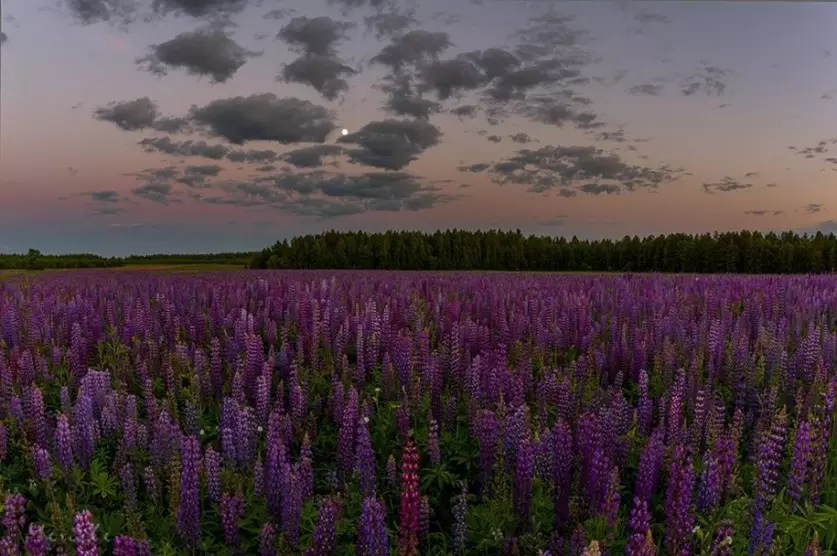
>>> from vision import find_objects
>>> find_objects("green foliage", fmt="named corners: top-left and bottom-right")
top-left (250, 228), bottom-right (837, 274)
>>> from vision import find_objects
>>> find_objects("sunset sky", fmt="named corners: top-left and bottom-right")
top-left (2, 0), bottom-right (837, 255)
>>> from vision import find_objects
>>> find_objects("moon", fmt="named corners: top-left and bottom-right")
top-left (341, 128), bottom-right (349, 136)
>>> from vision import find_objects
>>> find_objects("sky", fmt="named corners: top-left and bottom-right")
top-left (2, 0), bottom-right (837, 255)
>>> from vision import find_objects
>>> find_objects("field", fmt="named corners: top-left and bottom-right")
top-left (0, 270), bottom-right (835, 555)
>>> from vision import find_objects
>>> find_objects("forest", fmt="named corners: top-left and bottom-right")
top-left (249, 229), bottom-right (837, 274)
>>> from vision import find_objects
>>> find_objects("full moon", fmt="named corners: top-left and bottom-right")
top-left (341, 128), bottom-right (349, 136)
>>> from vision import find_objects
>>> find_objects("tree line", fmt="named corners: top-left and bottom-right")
top-left (249, 229), bottom-right (837, 274)
top-left (0, 250), bottom-right (254, 270)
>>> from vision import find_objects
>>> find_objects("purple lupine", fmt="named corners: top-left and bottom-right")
top-left (120, 464), bottom-right (137, 510)
top-left (0, 423), bottom-right (6, 462)
top-left (176, 436), bottom-right (200, 546)
top-left (259, 523), bottom-right (276, 556)
top-left (710, 520), bottom-right (734, 556)
top-left (427, 417), bottom-right (440, 466)
top-left (356, 414), bottom-right (377, 498)
top-left (626, 497), bottom-right (654, 556)
top-left (664, 445), bottom-right (695, 556)
top-left (220, 492), bottom-right (245, 548)
top-left (112, 536), bottom-right (151, 556)
top-left (72, 510), bottom-right (98, 556)
top-left (204, 446), bottom-right (221, 502)
top-left (476, 410), bottom-right (500, 488)
top-left (3, 493), bottom-right (27, 540)
top-left (452, 482), bottom-right (468, 555)
top-left (698, 452), bottom-right (721, 513)
top-left (23, 523), bottom-right (47, 556)
top-left (418, 496), bottom-right (430, 550)
top-left (513, 438), bottom-right (534, 522)
top-left (54, 413), bottom-right (73, 472)
top-left (754, 408), bottom-right (787, 511)
top-left (357, 497), bottom-right (389, 556)
top-left (337, 388), bottom-right (359, 484)
top-left (788, 419), bottom-right (812, 508)
top-left (281, 466), bottom-right (303, 548)
top-left (253, 457), bottom-right (265, 499)
top-left (73, 395), bottom-right (96, 469)
top-left (634, 427), bottom-right (664, 504)
top-left (304, 497), bottom-right (342, 556)
top-left (32, 446), bottom-right (52, 481)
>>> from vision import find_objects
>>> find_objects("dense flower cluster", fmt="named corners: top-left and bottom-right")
top-left (0, 271), bottom-right (834, 553)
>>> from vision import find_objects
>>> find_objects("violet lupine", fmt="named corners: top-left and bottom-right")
top-left (698, 452), bottom-right (722, 514)
top-left (753, 407), bottom-right (787, 511)
top-left (357, 497), bottom-right (389, 556)
top-left (710, 520), bottom-right (734, 556)
top-left (625, 498), bottom-right (654, 556)
top-left (452, 482), bottom-right (468, 555)
top-left (220, 492), bottom-right (245, 548)
top-left (788, 419), bottom-right (812, 508)
top-left (398, 438), bottom-right (421, 556)
top-left (3, 493), bottom-right (27, 539)
top-left (259, 523), bottom-right (276, 556)
top-left (253, 457), bottom-right (265, 499)
top-left (356, 414), bottom-right (377, 498)
top-left (337, 388), bottom-right (359, 484)
top-left (112, 536), bottom-right (151, 556)
top-left (32, 446), bottom-right (52, 481)
top-left (427, 417), bottom-right (440, 466)
top-left (304, 497), bottom-right (342, 556)
top-left (476, 410), bottom-right (500, 489)
top-left (54, 413), bottom-right (73, 472)
top-left (664, 445), bottom-right (695, 556)
top-left (73, 510), bottom-right (98, 556)
top-left (513, 438), bottom-right (534, 522)
top-left (282, 467), bottom-right (303, 548)
top-left (176, 436), bottom-right (201, 546)
top-left (23, 523), bottom-right (47, 556)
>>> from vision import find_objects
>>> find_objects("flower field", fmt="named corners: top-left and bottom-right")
top-left (1, 271), bottom-right (837, 555)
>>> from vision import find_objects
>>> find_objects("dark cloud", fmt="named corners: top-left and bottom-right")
top-left (744, 171), bottom-right (760, 178)
top-left (626, 83), bottom-right (664, 96)
top-left (131, 166), bottom-right (180, 182)
top-left (152, 116), bottom-right (193, 134)
top-left (487, 135), bottom-right (502, 143)
top-left (205, 170), bottom-right (457, 218)
top-left (151, 0), bottom-right (249, 19)
top-left (131, 182), bottom-right (179, 204)
top-left (61, 0), bottom-right (136, 25)
top-left (263, 8), bottom-right (295, 20)
top-left (371, 29), bottom-right (453, 72)
top-left (450, 105), bottom-right (478, 118)
top-left (137, 28), bottom-right (260, 83)
top-left (277, 16), bottom-right (354, 57)
top-left (822, 89), bottom-right (836, 100)
top-left (94, 97), bottom-right (158, 131)
top-left (282, 145), bottom-right (345, 168)
top-left (744, 210), bottom-right (769, 216)
top-left (337, 119), bottom-right (442, 170)
top-left (681, 64), bottom-right (732, 96)
top-left (702, 177), bottom-right (752, 193)
top-left (791, 139), bottom-right (837, 158)
top-left (88, 190), bottom-right (123, 203)
top-left (419, 58), bottom-right (488, 100)
top-left (595, 129), bottom-right (627, 143)
top-left (509, 133), bottom-right (533, 144)
top-left (517, 96), bottom-right (603, 129)
top-left (381, 77), bottom-right (442, 119)
top-left (188, 94), bottom-right (336, 144)
top-left (364, 11), bottom-right (416, 39)
top-left (176, 164), bottom-right (223, 187)
top-left (226, 149), bottom-right (277, 163)
top-left (765, 183), bottom-right (778, 188)
top-left (256, 165), bottom-right (277, 172)
top-left (458, 163), bottom-right (491, 173)
top-left (580, 183), bottom-right (620, 195)
top-left (279, 55), bottom-right (356, 100)
top-left (557, 188), bottom-right (577, 197)
top-left (0, 32), bottom-right (7, 45)
top-left (467, 145), bottom-right (684, 194)
top-left (807, 203), bottom-right (823, 214)
top-left (139, 137), bottom-right (229, 159)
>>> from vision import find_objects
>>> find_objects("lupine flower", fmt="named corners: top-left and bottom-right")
top-left (72, 510), bottom-right (98, 556)
top-left (356, 414), bottom-right (376, 498)
top-left (259, 523), bottom-right (276, 556)
top-left (626, 498), bottom-right (654, 556)
top-left (32, 446), bottom-right (52, 481)
top-left (788, 419), bottom-right (812, 507)
top-left (358, 497), bottom-right (389, 556)
top-left (304, 497), bottom-right (342, 556)
top-left (112, 536), bottom-right (151, 556)
top-left (427, 417), bottom-right (440, 466)
top-left (513, 438), bottom-right (534, 521)
top-left (664, 445), bottom-right (695, 555)
top-left (23, 523), bottom-right (47, 556)
top-left (176, 436), bottom-right (200, 545)
top-left (3, 493), bottom-right (27, 539)
top-left (452, 482), bottom-right (468, 555)
top-left (710, 520), bottom-right (734, 556)
top-left (220, 492), bottom-right (245, 548)
top-left (398, 438), bottom-right (420, 556)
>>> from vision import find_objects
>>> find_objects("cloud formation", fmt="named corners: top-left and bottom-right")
top-left (137, 27), bottom-right (261, 83)
top-left (94, 98), bottom-right (159, 131)
top-left (337, 118), bottom-right (443, 170)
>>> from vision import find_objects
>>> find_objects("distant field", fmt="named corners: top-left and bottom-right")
top-left (0, 262), bottom-right (244, 278)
